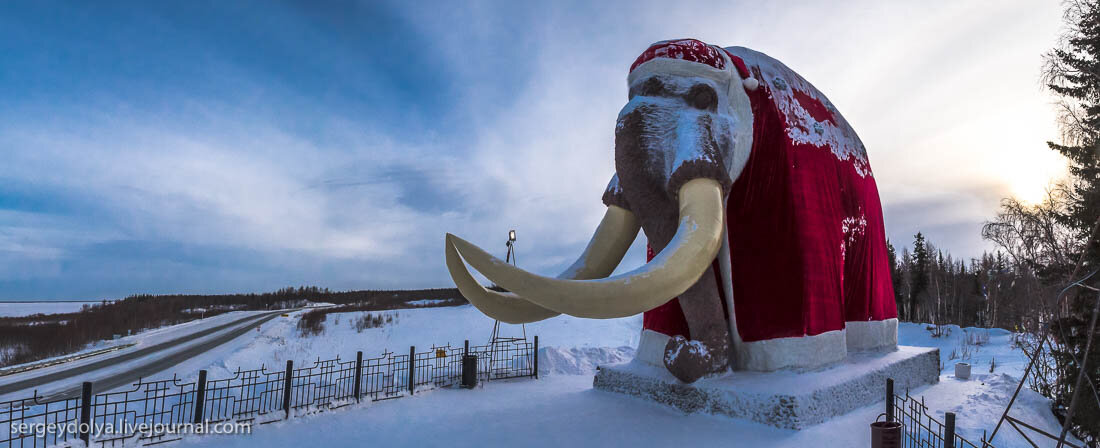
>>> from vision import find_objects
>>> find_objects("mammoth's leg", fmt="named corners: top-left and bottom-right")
top-left (663, 265), bottom-right (732, 383)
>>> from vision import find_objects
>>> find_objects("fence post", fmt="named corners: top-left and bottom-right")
top-left (408, 346), bottom-right (416, 395)
top-left (354, 351), bottom-right (363, 403)
top-left (533, 335), bottom-right (539, 379)
top-left (283, 360), bottom-right (293, 419)
top-left (886, 378), bottom-right (894, 423)
top-left (79, 381), bottom-right (92, 447)
top-left (944, 412), bottom-right (956, 447)
top-left (193, 370), bottom-right (207, 424)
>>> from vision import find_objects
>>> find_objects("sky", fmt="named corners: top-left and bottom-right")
top-left (0, 0), bottom-right (1071, 300)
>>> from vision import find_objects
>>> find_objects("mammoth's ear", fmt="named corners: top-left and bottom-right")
top-left (601, 173), bottom-right (631, 212)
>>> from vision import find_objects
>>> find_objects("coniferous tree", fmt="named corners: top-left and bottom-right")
top-left (912, 232), bottom-right (931, 322)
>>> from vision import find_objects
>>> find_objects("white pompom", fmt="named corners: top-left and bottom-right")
top-left (742, 77), bottom-right (759, 91)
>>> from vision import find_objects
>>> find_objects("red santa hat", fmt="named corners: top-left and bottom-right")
top-left (628, 39), bottom-right (758, 91)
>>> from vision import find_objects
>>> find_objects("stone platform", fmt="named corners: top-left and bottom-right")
top-left (592, 346), bottom-right (939, 429)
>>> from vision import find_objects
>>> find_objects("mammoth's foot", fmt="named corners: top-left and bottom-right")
top-left (663, 335), bottom-right (730, 383)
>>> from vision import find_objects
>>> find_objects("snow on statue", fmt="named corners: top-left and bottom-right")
top-left (445, 39), bottom-right (898, 383)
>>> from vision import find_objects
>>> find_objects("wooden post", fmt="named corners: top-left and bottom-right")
top-left (886, 378), bottom-right (894, 423)
top-left (408, 346), bottom-right (416, 395)
top-left (79, 381), bottom-right (92, 447)
top-left (193, 370), bottom-right (207, 424)
top-left (282, 360), bottom-right (293, 419)
top-left (463, 340), bottom-right (469, 383)
top-left (944, 412), bottom-right (956, 447)
top-left (353, 351), bottom-right (363, 403)
top-left (533, 335), bottom-right (539, 379)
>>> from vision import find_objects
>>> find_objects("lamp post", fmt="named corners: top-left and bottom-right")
top-left (505, 229), bottom-right (517, 266)
top-left (489, 229), bottom-right (527, 379)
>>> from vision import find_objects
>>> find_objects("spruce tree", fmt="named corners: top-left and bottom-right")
top-left (912, 232), bottom-right (930, 322)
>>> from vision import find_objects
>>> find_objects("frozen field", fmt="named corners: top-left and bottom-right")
top-left (168, 304), bottom-right (640, 383)
top-left (0, 300), bottom-right (110, 317)
top-left (154, 305), bottom-right (1080, 448)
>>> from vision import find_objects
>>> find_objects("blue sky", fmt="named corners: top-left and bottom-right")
top-left (0, 1), bottom-right (1070, 300)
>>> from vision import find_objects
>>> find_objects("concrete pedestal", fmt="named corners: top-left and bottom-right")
top-left (592, 346), bottom-right (939, 429)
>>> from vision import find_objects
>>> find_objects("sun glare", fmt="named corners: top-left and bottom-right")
top-left (1007, 158), bottom-right (1066, 206)
top-left (1011, 178), bottom-right (1051, 205)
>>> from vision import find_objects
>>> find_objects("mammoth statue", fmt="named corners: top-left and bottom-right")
top-left (445, 39), bottom-right (898, 383)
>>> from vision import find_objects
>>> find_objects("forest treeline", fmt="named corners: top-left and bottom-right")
top-left (0, 287), bottom-right (466, 368)
top-left (887, 233), bottom-right (1046, 333)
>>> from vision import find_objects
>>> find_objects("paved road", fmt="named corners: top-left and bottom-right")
top-left (0, 310), bottom-right (289, 400)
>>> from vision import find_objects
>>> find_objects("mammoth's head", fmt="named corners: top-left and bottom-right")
top-left (616, 42), bottom-right (753, 210)
top-left (444, 39), bottom-right (756, 323)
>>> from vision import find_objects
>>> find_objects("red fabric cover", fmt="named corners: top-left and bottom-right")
top-left (723, 51), bottom-right (751, 79)
top-left (723, 47), bottom-right (897, 342)
top-left (630, 39), bottom-right (727, 73)
top-left (641, 244), bottom-right (692, 339)
top-left (638, 44), bottom-right (897, 343)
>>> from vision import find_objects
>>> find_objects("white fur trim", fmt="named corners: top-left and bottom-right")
top-left (628, 57), bottom-right (732, 86)
top-left (734, 329), bottom-right (848, 372)
top-left (635, 329), bottom-right (672, 366)
top-left (742, 77), bottom-right (759, 91)
top-left (845, 318), bottom-right (898, 351)
top-left (722, 51), bottom-right (754, 182)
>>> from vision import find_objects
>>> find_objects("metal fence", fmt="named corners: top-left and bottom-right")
top-left (886, 377), bottom-right (994, 448)
top-left (0, 336), bottom-right (538, 447)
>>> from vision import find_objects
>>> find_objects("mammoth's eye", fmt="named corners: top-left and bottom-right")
top-left (688, 84), bottom-right (717, 111)
top-left (637, 77), bottom-right (667, 98)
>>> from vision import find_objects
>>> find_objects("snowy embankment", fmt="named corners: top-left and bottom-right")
top-left (163, 305), bottom-right (1079, 448)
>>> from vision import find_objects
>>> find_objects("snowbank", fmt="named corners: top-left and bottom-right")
top-left (538, 346), bottom-right (635, 376)
top-left (172, 304), bottom-right (641, 382)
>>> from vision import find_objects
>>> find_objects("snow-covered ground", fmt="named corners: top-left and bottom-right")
top-left (169, 305), bottom-right (639, 383)
top-left (0, 300), bottom-right (110, 317)
top-left (163, 306), bottom-right (1079, 448)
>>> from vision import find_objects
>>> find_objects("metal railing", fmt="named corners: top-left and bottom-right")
top-left (0, 336), bottom-right (538, 447)
top-left (886, 377), bottom-right (995, 448)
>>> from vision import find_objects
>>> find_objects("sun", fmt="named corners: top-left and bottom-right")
top-left (998, 149), bottom-right (1068, 206)
top-left (1010, 179), bottom-right (1050, 206)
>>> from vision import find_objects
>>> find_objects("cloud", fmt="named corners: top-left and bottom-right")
top-left (0, 0), bottom-right (1071, 299)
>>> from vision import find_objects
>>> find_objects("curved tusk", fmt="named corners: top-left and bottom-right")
top-left (559, 205), bottom-right (640, 280)
top-left (446, 234), bottom-right (559, 324)
top-left (451, 178), bottom-right (724, 319)
top-left (446, 205), bottom-right (641, 324)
